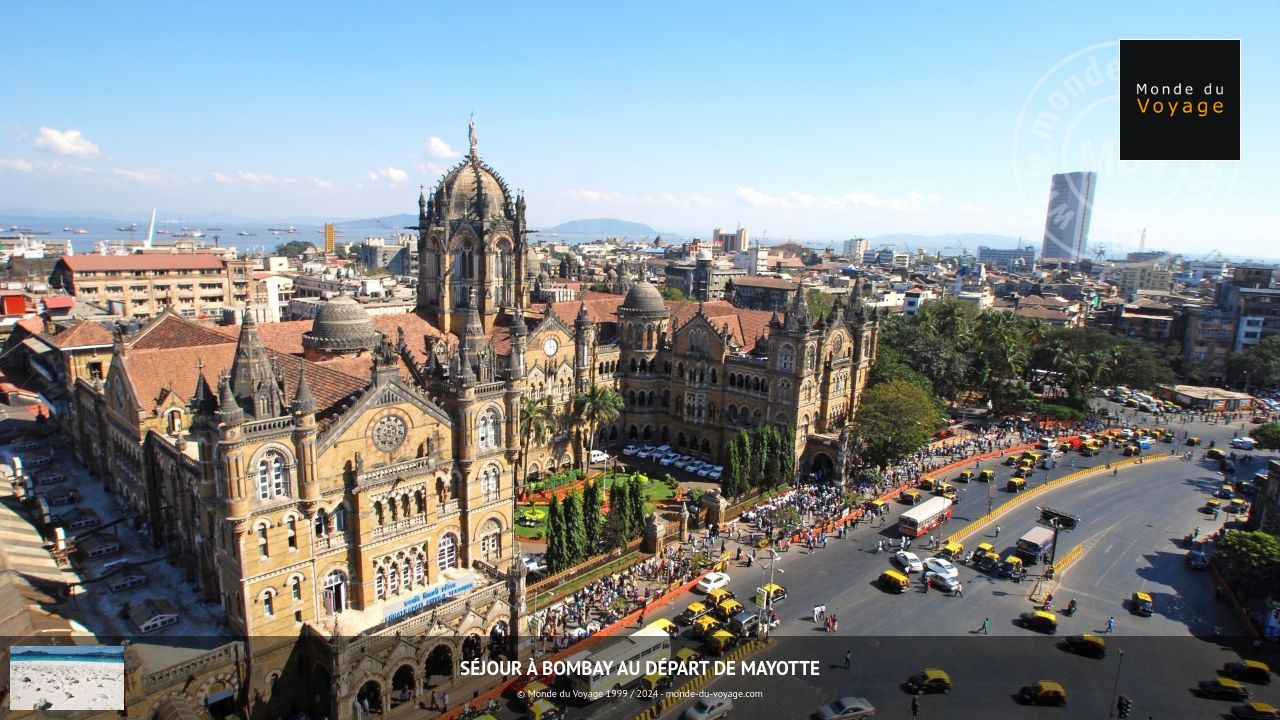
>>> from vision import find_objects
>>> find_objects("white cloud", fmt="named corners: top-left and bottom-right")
top-left (426, 136), bottom-right (460, 159)
top-left (0, 158), bottom-right (33, 172)
top-left (211, 171), bottom-right (235, 184)
top-left (366, 167), bottom-right (408, 185)
top-left (310, 177), bottom-right (335, 189)
top-left (33, 127), bottom-right (100, 156)
top-left (111, 167), bottom-right (161, 181)
top-left (735, 187), bottom-right (914, 211)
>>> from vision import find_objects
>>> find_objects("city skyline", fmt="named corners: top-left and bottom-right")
top-left (1, 2), bottom-right (1275, 256)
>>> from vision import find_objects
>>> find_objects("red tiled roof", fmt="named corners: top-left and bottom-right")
top-left (60, 253), bottom-right (225, 272)
top-left (44, 320), bottom-right (114, 349)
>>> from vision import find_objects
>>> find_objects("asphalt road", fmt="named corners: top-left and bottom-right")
top-left (491, 404), bottom-right (1274, 720)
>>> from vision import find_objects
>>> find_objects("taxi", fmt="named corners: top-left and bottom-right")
top-left (1007, 477), bottom-right (1027, 491)
top-left (681, 601), bottom-right (712, 623)
top-left (1198, 676), bottom-right (1252, 701)
top-left (706, 587), bottom-right (735, 607)
top-left (714, 598), bottom-right (745, 622)
top-left (1187, 436), bottom-right (1202, 446)
top-left (647, 618), bottom-right (679, 636)
top-left (757, 583), bottom-right (788, 605)
top-left (1001, 554), bottom-right (1025, 578)
top-left (689, 615), bottom-right (722, 639)
top-left (1017, 610), bottom-right (1058, 634)
top-left (939, 540), bottom-right (964, 560)
top-left (703, 628), bottom-right (740, 655)
top-left (1060, 633), bottom-right (1106, 658)
top-left (978, 469), bottom-right (996, 482)
top-left (1131, 591), bottom-right (1154, 616)
top-left (903, 668), bottom-right (952, 695)
top-left (901, 490), bottom-right (923, 505)
top-left (1019, 680), bottom-right (1067, 706)
top-left (526, 699), bottom-right (565, 720)
top-left (1223, 660), bottom-right (1272, 684)
top-left (957, 469), bottom-right (974, 483)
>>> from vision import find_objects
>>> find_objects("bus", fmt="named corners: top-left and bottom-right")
top-left (897, 496), bottom-right (953, 538)
top-left (568, 624), bottom-right (671, 701)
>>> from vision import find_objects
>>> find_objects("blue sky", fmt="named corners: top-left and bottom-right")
top-left (1, 2), bottom-right (1276, 256)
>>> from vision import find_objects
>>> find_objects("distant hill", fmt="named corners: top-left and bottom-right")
top-left (544, 219), bottom-right (659, 236)
top-left (871, 233), bottom-right (1026, 251)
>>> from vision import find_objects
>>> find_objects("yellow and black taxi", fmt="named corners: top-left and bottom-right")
top-left (681, 601), bottom-right (712, 623)
top-left (1187, 436), bottom-right (1202, 446)
top-left (978, 469), bottom-right (996, 482)
top-left (903, 668), bottom-right (952, 695)
top-left (1230, 701), bottom-right (1280, 720)
top-left (901, 489), bottom-right (923, 505)
top-left (957, 469), bottom-right (974, 483)
top-left (1198, 676), bottom-right (1252, 701)
top-left (1017, 610), bottom-right (1058, 634)
top-left (1223, 660), bottom-right (1273, 685)
top-left (706, 587), bottom-right (735, 607)
top-left (703, 628), bottom-right (740, 655)
top-left (1007, 477), bottom-right (1027, 491)
top-left (879, 568), bottom-right (911, 593)
top-left (1059, 633), bottom-right (1106, 658)
top-left (689, 614), bottom-right (721, 639)
top-left (1018, 680), bottom-right (1067, 706)
top-left (1131, 591), bottom-right (1154, 617)
top-left (714, 598), bottom-right (745, 622)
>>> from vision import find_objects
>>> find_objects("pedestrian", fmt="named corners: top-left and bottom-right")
top-left (980, 617), bottom-right (989, 634)
top-left (1105, 616), bottom-right (1115, 633)
top-left (843, 650), bottom-right (851, 669)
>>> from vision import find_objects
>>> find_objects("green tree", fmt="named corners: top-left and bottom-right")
top-left (1249, 422), bottom-right (1280, 451)
top-left (582, 481), bottom-right (603, 555)
top-left (517, 394), bottom-right (556, 491)
top-left (545, 495), bottom-right (566, 573)
top-left (852, 379), bottom-right (946, 469)
top-left (274, 240), bottom-right (315, 257)
top-left (779, 426), bottom-right (796, 485)
top-left (573, 384), bottom-right (625, 471)
top-left (660, 286), bottom-right (686, 301)
top-left (1214, 530), bottom-right (1280, 599)
top-left (626, 474), bottom-right (646, 539)
top-left (562, 490), bottom-right (587, 566)
top-left (604, 479), bottom-right (630, 549)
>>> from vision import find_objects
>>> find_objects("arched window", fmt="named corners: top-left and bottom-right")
top-left (262, 590), bottom-right (275, 618)
top-left (256, 452), bottom-right (290, 500)
top-left (480, 519), bottom-right (502, 560)
top-left (778, 345), bottom-right (795, 372)
top-left (286, 516), bottom-right (297, 549)
top-left (438, 533), bottom-right (459, 571)
top-left (477, 407), bottom-right (501, 450)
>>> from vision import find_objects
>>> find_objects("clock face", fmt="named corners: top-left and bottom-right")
top-left (372, 415), bottom-right (408, 451)
top-left (543, 337), bottom-right (559, 357)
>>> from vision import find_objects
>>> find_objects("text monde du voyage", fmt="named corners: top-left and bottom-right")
top-left (1135, 83), bottom-right (1228, 118)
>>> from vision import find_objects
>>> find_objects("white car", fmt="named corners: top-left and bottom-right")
top-left (894, 551), bottom-right (923, 573)
top-left (923, 557), bottom-right (958, 579)
top-left (622, 445), bottom-right (639, 456)
top-left (683, 695), bottom-right (733, 720)
top-left (1230, 437), bottom-right (1256, 450)
top-left (696, 572), bottom-right (731, 593)
top-left (815, 696), bottom-right (877, 720)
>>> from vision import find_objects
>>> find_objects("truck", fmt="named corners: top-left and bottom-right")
top-left (1015, 526), bottom-right (1055, 564)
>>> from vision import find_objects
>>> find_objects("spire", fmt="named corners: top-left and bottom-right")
top-left (291, 360), bottom-right (316, 415)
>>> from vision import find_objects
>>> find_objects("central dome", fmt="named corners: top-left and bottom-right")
top-left (303, 296), bottom-right (378, 356)
top-left (621, 280), bottom-right (666, 313)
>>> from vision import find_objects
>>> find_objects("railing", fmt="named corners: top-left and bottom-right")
top-left (358, 455), bottom-right (435, 485)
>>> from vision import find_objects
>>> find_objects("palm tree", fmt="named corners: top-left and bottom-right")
top-left (573, 384), bottom-right (624, 474)
top-left (517, 394), bottom-right (555, 491)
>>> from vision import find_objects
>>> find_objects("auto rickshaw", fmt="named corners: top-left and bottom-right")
top-left (1203, 499), bottom-right (1223, 514)
top-left (704, 628), bottom-right (740, 655)
top-left (1060, 633), bottom-right (1106, 658)
top-left (978, 469), bottom-right (996, 482)
top-left (706, 587), bottom-right (735, 606)
top-left (714, 598), bottom-right (745, 622)
top-left (1131, 591), bottom-right (1154, 616)
top-left (957, 469), bottom-right (974, 483)
top-left (647, 618), bottom-right (679, 636)
top-left (901, 489), bottom-right (923, 505)
top-left (918, 477), bottom-right (937, 492)
top-left (1007, 477), bottom-right (1027, 492)
top-left (1001, 554), bottom-right (1025, 579)
top-left (1187, 436), bottom-right (1201, 446)
top-left (756, 583), bottom-right (787, 606)
top-left (638, 672), bottom-right (673, 694)
top-left (689, 614), bottom-right (721, 639)
top-left (1229, 498), bottom-right (1249, 514)
top-left (681, 601), bottom-right (711, 623)
top-left (939, 540), bottom-right (964, 560)
top-left (525, 699), bottom-right (565, 720)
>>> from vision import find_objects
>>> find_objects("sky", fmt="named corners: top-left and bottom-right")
top-left (1, 2), bottom-right (1277, 257)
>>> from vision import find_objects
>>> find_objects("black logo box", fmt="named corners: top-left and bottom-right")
top-left (1120, 39), bottom-right (1239, 160)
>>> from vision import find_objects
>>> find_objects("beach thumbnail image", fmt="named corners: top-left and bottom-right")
top-left (8, 645), bottom-right (125, 711)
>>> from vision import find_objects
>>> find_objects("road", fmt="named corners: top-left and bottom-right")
top-left (496, 405), bottom-right (1274, 720)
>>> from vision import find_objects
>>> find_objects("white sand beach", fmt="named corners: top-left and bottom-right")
top-left (9, 659), bottom-right (124, 711)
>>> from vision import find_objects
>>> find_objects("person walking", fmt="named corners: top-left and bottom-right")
top-left (1105, 616), bottom-right (1115, 633)
top-left (843, 650), bottom-right (851, 669)
top-left (980, 617), bottom-right (989, 634)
